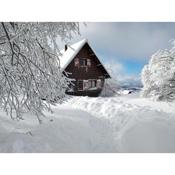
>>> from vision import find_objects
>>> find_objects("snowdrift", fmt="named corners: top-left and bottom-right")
top-left (0, 107), bottom-right (117, 153)
top-left (65, 94), bottom-right (175, 152)
top-left (0, 93), bottom-right (175, 152)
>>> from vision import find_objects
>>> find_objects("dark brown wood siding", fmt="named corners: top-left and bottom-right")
top-left (65, 43), bottom-right (109, 96)
top-left (65, 43), bottom-right (106, 79)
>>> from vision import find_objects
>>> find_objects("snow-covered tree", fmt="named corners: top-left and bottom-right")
top-left (141, 42), bottom-right (175, 101)
top-left (0, 22), bottom-right (80, 122)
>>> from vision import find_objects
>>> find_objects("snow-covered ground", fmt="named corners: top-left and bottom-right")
top-left (65, 92), bottom-right (175, 152)
top-left (0, 92), bottom-right (175, 152)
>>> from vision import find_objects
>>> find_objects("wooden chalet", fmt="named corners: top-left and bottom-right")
top-left (59, 39), bottom-right (111, 97)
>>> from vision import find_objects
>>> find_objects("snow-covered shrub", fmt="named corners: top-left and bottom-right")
top-left (141, 43), bottom-right (175, 101)
top-left (0, 22), bottom-right (80, 121)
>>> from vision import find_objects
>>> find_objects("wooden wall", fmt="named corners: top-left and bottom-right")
top-left (65, 43), bottom-right (109, 96)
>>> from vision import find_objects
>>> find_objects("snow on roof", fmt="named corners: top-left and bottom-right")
top-left (59, 38), bottom-right (88, 71)
top-left (58, 38), bottom-right (111, 78)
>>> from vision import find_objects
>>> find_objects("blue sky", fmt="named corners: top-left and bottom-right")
top-left (119, 59), bottom-right (146, 75)
top-left (58, 22), bottom-right (175, 85)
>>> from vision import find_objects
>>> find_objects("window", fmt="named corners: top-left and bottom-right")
top-left (79, 59), bottom-right (87, 66)
top-left (91, 80), bottom-right (96, 88)
top-left (88, 80), bottom-right (97, 88)
top-left (75, 58), bottom-right (91, 67)
top-left (88, 79), bottom-right (102, 89)
top-left (77, 79), bottom-right (101, 91)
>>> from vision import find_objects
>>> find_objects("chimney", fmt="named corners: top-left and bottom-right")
top-left (65, 44), bottom-right (68, 51)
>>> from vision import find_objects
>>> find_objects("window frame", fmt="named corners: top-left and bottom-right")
top-left (77, 79), bottom-right (102, 91)
top-left (79, 58), bottom-right (88, 67)
top-left (88, 79), bottom-right (97, 88)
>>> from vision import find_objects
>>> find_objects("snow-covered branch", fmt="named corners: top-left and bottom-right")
top-left (141, 42), bottom-right (175, 101)
top-left (0, 22), bottom-right (80, 122)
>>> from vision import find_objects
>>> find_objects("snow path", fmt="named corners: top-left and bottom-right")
top-left (65, 94), bottom-right (175, 132)
top-left (0, 93), bottom-right (175, 152)
top-left (64, 93), bottom-right (175, 152)
top-left (0, 107), bottom-right (117, 153)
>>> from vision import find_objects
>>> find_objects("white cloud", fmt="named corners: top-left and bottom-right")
top-left (104, 60), bottom-right (141, 87)
top-left (56, 22), bottom-right (175, 61)
top-left (56, 22), bottom-right (175, 86)
top-left (104, 60), bottom-right (124, 79)
top-left (79, 22), bottom-right (175, 60)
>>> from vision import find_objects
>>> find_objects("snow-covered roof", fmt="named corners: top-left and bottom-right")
top-left (58, 38), bottom-right (111, 78)
top-left (59, 39), bottom-right (88, 71)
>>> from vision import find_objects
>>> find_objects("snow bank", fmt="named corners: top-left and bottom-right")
top-left (120, 120), bottom-right (175, 153)
top-left (64, 94), bottom-right (175, 152)
top-left (0, 107), bottom-right (117, 153)
top-left (0, 93), bottom-right (175, 152)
